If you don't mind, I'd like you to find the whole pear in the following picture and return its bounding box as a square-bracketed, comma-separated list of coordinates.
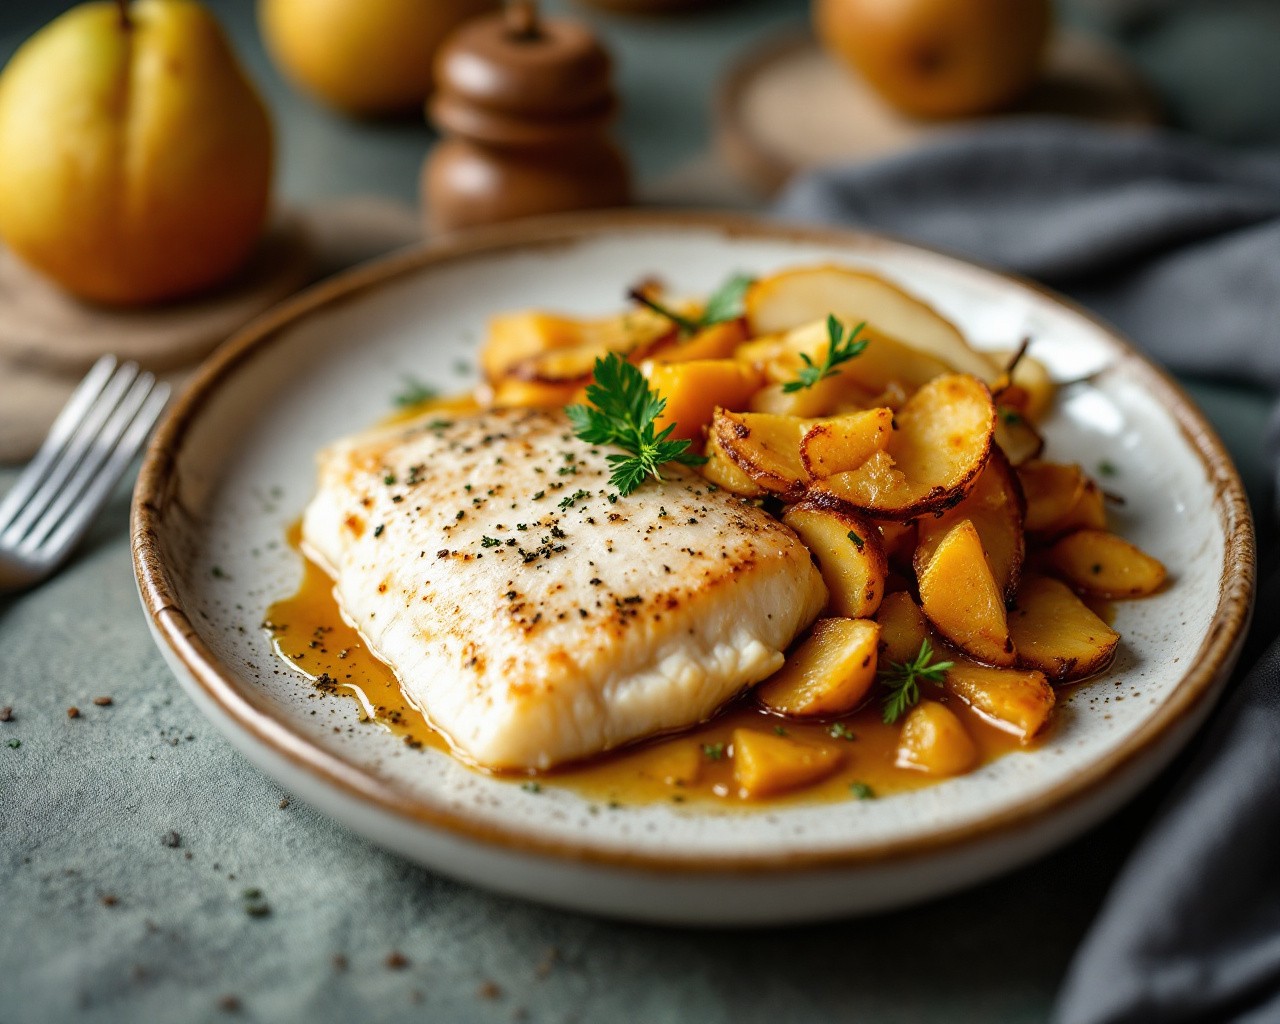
[815, 0, 1053, 119]
[259, 0, 499, 118]
[0, 0, 273, 306]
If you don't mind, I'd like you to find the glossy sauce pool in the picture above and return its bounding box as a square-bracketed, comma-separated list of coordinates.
[267, 526, 1040, 808]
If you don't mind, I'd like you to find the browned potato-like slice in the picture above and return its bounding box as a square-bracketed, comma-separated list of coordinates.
[1050, 477, 1108, 536]
[733, 729, 844, 798]
[748, 377, 849, 418]
[482, 311, 583, 381]
[755, 618, 880, 716]
[915, 449, 1025, 599]
[485, 305, 677, 382]
[895, 701, 977, 776]
[875, 592, 929, 665]
[800, 408, 895, 479]
[1008, 576, 1120, 682]
[813, 374, 996, 520]
[992, 350, 1055, 423]
[1049, 530, 1167, 598]
[1018, 461, 1086, 532]
[916, 519, 1015, 667]
[783, 501, 887, 617]
[945, 664, 1054, 744]
[711, 409, 808, 499]
[699, 430, 765, 497]
[649, 319, 747, 363]
[744, 265, 999, 381]
[994, 407, 1045, 466]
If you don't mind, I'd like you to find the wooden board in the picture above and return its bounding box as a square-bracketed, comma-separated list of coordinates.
[718, 30, 1162, 197]
[0, 198, 421, 462]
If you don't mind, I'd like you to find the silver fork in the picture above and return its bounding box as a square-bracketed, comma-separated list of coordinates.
[0, 356, 170, 592]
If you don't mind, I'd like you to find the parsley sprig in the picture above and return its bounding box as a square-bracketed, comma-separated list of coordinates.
[782, 315, 869, 393]
[566, 354, 706, 496]
[627, 273, 754, 338]
[393, 375, 436, 408]
[878, 638, 954, 725]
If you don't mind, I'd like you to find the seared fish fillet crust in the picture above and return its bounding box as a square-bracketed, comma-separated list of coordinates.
[302, 407, 827, 770]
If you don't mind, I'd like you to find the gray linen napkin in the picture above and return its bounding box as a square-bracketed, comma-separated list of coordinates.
[776, 120, 1280, 1024]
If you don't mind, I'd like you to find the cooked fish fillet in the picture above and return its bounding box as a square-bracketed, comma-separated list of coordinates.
[302, 407, 827, 770]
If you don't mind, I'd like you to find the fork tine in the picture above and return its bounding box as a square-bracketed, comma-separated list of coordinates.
[22, 371, 160, 552]
[0, 355, 118, 529]
[0, 361, 139, 546]
[35, 382, 171, 562]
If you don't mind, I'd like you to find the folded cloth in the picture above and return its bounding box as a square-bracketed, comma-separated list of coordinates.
[775, 120, 1280, 1024]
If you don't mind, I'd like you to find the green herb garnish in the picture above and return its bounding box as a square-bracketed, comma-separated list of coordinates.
[828, 722, 856, 741]
[628, 273, 754, 338]
[701, 742, 725, 761]
[849, 781, 875, 800]
[878, 638, 954, 725]
[566, 354, 706, 496]
[847, 530, 865, 552]
[393, 375, 436, 408]
[782, 315, 868, 393]
[1098, 460, 1118, 477]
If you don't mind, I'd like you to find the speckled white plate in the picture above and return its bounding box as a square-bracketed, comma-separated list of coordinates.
[132, 212, 1255, 925]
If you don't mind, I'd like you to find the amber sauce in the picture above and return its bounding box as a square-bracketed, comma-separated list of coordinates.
[266, 526, 1033, 808]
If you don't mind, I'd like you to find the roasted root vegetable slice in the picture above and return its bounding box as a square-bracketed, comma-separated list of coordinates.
[649, 319, 748, 363]
[945, 664, 1054, 744]
[748, 377, 850, 418]
[489, 378, 581, 410]
[1018, 461, 1108, 537]
[645, 359, 763, 441]
[732, 729, 844, 798]
[755, 617, 880, 716]
[916, 518, 1015, 667]
[813, 374, 996, 520]
[1008, 576, 1120, 682]
[799, 408, 895, 479]
[699, 431, 765, 497]
[1049, 530, 1167, 598]
[875, 592, 930, 665]
[484, 306, 675, 381]
[783, 501, 887, 618]
[895, 701, 977, 776]
[992, 349, 1055, 423]
[744, 265, 999, 381]
[915, 449, 1025, 599]
[711, 409, 809, 498]
[994, 407, 1045, 466]
[877, 519, 918, 567]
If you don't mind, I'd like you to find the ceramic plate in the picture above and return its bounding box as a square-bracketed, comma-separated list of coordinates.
[132, 213, 1254, 925]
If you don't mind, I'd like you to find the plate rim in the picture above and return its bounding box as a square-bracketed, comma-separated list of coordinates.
[131, 209, 1256, 874]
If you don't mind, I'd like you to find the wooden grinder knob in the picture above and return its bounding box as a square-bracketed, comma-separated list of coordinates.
[422, 1, 631, 233]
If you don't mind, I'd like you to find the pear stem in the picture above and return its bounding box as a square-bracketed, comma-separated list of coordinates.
[116, 0, 131, 30]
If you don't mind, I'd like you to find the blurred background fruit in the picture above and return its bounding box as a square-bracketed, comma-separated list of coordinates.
[0, 0, 274, 306]
[259, 0, 499, 118]
[814, 0, 1053, 118]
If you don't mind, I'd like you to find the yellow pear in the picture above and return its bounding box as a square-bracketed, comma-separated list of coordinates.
[814, 0, 1053, 119]
[259, 0, 499, 118]
[0, 0, 273, 306]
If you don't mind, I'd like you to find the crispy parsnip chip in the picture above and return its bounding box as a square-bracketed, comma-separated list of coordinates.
[812, 374, 996, 520]
[711, 409, 809, 498]
[799, 408, 895, 479]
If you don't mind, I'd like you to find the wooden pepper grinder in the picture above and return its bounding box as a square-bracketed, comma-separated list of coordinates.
[422, 0, 630, 233]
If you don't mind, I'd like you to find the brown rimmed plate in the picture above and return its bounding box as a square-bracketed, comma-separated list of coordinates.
[132, 212, 1254, 924]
